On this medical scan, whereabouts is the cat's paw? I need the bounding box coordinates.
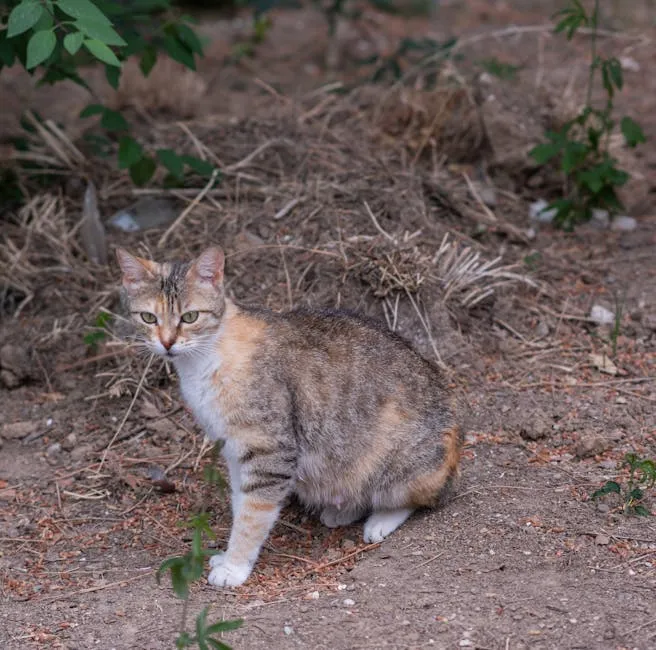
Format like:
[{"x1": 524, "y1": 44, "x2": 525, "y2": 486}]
[
  {"x1": 207, "y1": 559, "x2": 252, "y2": 588},
  {"x1": 363, "y1": 508, "x2": 413, "y2": 543},
  {"x1": 209, "y1": 551, "x2": 225, "y2": 569}
]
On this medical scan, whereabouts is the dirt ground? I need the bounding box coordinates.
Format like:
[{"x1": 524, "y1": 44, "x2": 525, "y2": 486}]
[{"x1": 1, "y1": 2, "x2": 656, "y2": 649}]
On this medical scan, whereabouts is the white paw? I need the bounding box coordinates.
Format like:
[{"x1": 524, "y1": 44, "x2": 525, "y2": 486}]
[
  {"x1": 209, "y1": 551, "x2": 225, "y2": 569},
  {"x1": 207, "y1": 559, "x2": 252, "y2": 588},
  {"x1": 363, "y1": 508, "x2": 413, "y2": 543}
]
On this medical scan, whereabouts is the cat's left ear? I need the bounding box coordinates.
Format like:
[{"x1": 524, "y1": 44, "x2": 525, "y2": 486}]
[{"x1": 191, "y1": 247, "x2": 225, "y2": 287}]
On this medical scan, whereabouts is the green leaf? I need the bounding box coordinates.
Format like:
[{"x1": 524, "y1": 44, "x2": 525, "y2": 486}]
[
  {"x1": 529, "y1": 142, "x2": 561, "y2": 165},
  {"x1": 156, "y1": 556, "x2": 184, "y2": 583},
  {"x1": 26, "y1": 29, "x2": 56, "y2": 69},
  {"x1": 206, "y1": 640, "x2": 231, "y2": 650},
  {"x1": 105, "y1": 64, "x2": 121, "y2": 89},
  {"x1": 162, "y1": 33, "x2": 195, "y2": 70},
  {"x1": 84, "y1": 38, "x2": 121, "y2": 67},
  {"x1": 0, "y1": 33, "x2": 17, "y2": 67},
  {"x1": 100, "y1": 107, "x2": 128, "y2": 131},
  {"x1": 157, "y1": 148, "x2": 184, "y2": 179},
  {"x1": 80, "y1": 103, "x2": 105, "y2": 118},
  {"x1": 175, "y1": 23, "x2": 204, "y2": 55},
  {"x1": 633, "y1": 505, "x2": 651, "y2": 517},
  {"x1": 170, "y1": 563, "x2": 189, "y2": 599},
  {"x1": 75, "y1": 20, "x2": 127, "y2": 46},
  {"x1": 118, "y1": 136, "x2": 143, "y2": 168},
  {"x1": 176, "y1": 632, "x2": 194, "y2": 649},
  {"x1": 181, "y1": 155, "x2": 216, "y2": 177},
  {"x1": 7, "y1": 0, "x2": 45, "y2": 38},
  {"x1": 591, "y1": 481, "x2": 621, "y2": 499},
  {"x1": 628, "y1": 487, "x2": 644, "y2": 501},
  {"x1": 129, "y1": 155, "x2": 156, "y2": 186},
  {"x1": 63, "y1": 31, "x2": 85, "y2": 55},
  {"x1": 205, "y1": 619, "x2": 243, "y2": 635},
  {"x1": 139, "y1": 45, "x2": 157, "y2": 76},
  {"x1": 57, "y1": 0, "x2": 112, "y2": 25},
  {"x1": 620, "y1": 117, "x2": 646, "y2": 148}
]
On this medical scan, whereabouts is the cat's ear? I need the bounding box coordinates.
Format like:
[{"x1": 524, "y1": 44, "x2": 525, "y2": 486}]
[
  {"x1": 115, "y1": 248, "x2": 157, "y2": 288},
  {"x1": 191, "y1": 247, "x2": 225, "y2": 287}
]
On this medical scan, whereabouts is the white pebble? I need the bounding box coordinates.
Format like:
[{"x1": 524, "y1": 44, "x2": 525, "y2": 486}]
[
  {"x1": 529, "y1": 199, "x2": 557, "y2": 223},
  {"x1": 337, "y1": 584, "x2": 347, "y2": 591},
  {"x1": 620, "y1": 56, "x2": 640, "y2": 72},
  {"x1": 589, "y1": 305, "x2": 615, "y2": 325},
  {"x1": 459, "y1": 640, "x2": 474, "y2": 647},
  {"x1": 343, "y1": 598, "x2": 355, "y2": 606},
  {"x1": 611, "y1": 216, "x2": 637, "y2": 232},
  {"x1": 283, "y1": 626, "x2": 294, "y2": 636}
]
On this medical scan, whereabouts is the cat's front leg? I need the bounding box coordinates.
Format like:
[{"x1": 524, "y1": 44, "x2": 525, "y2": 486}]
[{"x1": 208, "y1": 442, "x2": 295, "y2": 588}]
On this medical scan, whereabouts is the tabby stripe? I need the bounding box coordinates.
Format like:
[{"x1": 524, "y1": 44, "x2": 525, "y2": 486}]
[
  {"x1": 241, "y1": 478, "x2": 290, "y2": 494},
  {"x1": 250, "y1": 470, "x2": 294, "y2": 482},
  {"x1": 238, "y1": 447, "x2": 277, "y2": 464}
]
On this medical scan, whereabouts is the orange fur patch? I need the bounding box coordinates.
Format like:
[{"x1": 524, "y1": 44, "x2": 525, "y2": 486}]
[{"x1": 407, "y1": 425, "x2": 462, "y2": 507}]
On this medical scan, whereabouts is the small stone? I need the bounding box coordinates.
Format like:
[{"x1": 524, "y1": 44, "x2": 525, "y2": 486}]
[
  {"x1": 71, "y1": 444, "x2": 94, "y2": 461},
  {"x1": 283, "y1": 626, "x2": 294, "y2": 636},
  {"x1": 0, "y1": 343, "x2": 32, "y2": 388},
  {"x1": 591, "y1": 209, "x2": 610, "y2": 228},
  {"x1": 46, "y1": 442, "x2": 61, "y2": 456},
  {"x1": 337, "y1": 584, "x2": 348, "y2": 591},
  {"x1": 610, "y1": 216, "x2": 637, "y2": 232},
  {"x1": 589, "y1": 305, "x2": 615, "y2": 325},
  {"x1": 595, "y1": 534, "x2": 611, "y2": 546},
  {"x1": 341, "y1": 538, "x2": 356, "y2": 551},
  {"x1": 615, "y1": 396, "x2": 628, "y2": 405},
  {"x1": 596, "y1": 503, "x2": 610, "y2": 514},
  {"x1": 343, "y1": 598, "x2": 355, "y2": 607},
  {"x1": 529, "y1": 199, "x2": 556, "y2": 223},
  {"x1": 535, "y1": 321, "x2": 549, "y2": 338},
  {"x1": 2, "y1": 421, "x2": 35, "y2": 439},
  {"x1": 61, "y1": 433, "x2": 77, "y2": 451},
  {"x1": 479, "y1": 187, "x2": 498, "y2": 207},
  {"x1": 574, "y1": 436, "x2": 610, "y2": 459},
  {"x1": 458, "y1": 640, "x2": 474, "y2": 647},
  {"x1": 619, "y1": 56, "x2": 640, "y2": 72},
  {"x1": 598, "y1": 460, "x2": 616, "y2": 471},
  {"x1": 305, "y1": 591, "x2": 320, "y2": 600},
  {"x1": 520, "y1": 412, "x2": 550, "y2": 441}
]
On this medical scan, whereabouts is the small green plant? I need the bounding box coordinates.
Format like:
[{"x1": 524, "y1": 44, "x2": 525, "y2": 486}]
[
  {"x1": 157, "y1": 443, "x2": 241, "y2": 649},
  {"x1": 83, "y1": 310, "x2": 112, "y2": 351},
  {"x1": 478, "y1": 56, "x2": 521, "y2": 81},
  {"x1": 591, "y1": 452, "x2": 656, "y2": 516},
  {"x1": 1, "y1": 0, "x2": 216, "y2": 187},
  {"x1": 529, "y1": 0, "x2": 646, "y2": 230}
]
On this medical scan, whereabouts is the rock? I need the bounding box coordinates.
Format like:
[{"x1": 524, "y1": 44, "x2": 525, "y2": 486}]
[
  {"x1": 589, "y1": 353, "x2": 618, "y2": 376},
  {"x1": 589, "y1": 305, "x2": 615, "y2": 326},
  {"x1": 459, "y1": 641, "x2": 474, "y2": 648},
  {"x1": 598, "y1": 460, "x2": 617, "y2": 470},
  {"x1": 596, "y1": 503, "x2": 610, "y2": 514},
  {"x1": 479, "y1": 187, "x2": 498, "y2": 207},
  {"x1": 591, "y1": 209, "x2": 610, "y2": 228},
  {"x1": 46, "y1": 442, "x2": 62, "y2": 457},
  {"x1": 643, "y1": 313, "x2": 656, "y2": 332},
  {"x1": 2, "y1": 421, "x2": 35, "y2": 439},
  {"x1": 520, "y1": 413, "x2": 550, "y2": 441},
  {"x1": 61, "y1": 433, "x2": 77, "y2": 451},
  {"x1": 535, "y1": 321, "x2": 549, "y2": 338},
  {"x1": 610, "y1": 216, "x2": 637, "y2": 232},
  {"x1": 595, "y1": 534, "x2": 611, "y2": 546},
  {"x1": 529, "y1": 199, "x2": 556, "y2": 223},
  {"x1": 71, "y1": 444, "x2": 94, "y2": 461},
  {"x1": 283, "y1": 626, "x2": 294, "y2": 636},
  {"x1": 574, "y1": 436, "x2": 610, "y2": 459},
  {"x1": 305, "y1": 591, "x2": 320, "y2": 600},
  {"x1": 0, "y1": 343, "x2": 32, "y2": 388},
  {"x1": 619, "y1": 56, "x2": 640, "y2": 72},
  {"x1": 343, "y1": 598, "x2": 355, "y2": 607}
]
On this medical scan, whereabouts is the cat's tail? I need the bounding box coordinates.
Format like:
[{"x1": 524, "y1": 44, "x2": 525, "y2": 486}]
[{"x1": 407, "y1": 424, "x2": 463, "y2": 507}]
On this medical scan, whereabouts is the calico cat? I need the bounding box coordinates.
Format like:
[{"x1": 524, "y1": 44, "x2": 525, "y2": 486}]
[{"x1": 116, "y1": 246, "x2": 461, "y2": 587}]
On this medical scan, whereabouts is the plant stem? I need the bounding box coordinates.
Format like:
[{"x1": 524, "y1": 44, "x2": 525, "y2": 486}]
[
  {"x1": 585, "y1": 0, "x2": 600, "y2": 108},
  {"x1": 180, "y1": 597, "x2": 190, "y2": 638}
]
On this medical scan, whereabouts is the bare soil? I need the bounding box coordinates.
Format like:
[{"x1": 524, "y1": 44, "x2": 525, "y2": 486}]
[{"x1": 1, "y1": 2, "x2": 656, "y2": 649}]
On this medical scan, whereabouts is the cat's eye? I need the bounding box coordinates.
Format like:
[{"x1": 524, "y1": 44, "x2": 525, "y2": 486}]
[
  {"x1": 181, "y1": 311, "x2": 199, "y2": 324},
  {"x1": 140, "y1": 312, "x2": 157, "y2": 324}
]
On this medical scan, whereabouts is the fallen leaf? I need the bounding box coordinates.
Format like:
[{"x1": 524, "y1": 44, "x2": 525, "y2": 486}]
[{"x1": 589, "y1": 353, "x2": 618, "y2": 376}]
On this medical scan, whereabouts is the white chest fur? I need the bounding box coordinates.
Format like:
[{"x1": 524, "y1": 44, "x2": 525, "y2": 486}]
[{"x1": 174, "y1": 354, "x2": 227, "y2": 441}]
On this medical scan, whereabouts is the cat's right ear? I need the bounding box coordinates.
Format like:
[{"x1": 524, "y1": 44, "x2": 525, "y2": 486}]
[{"x1": 115, "y1": 248, "x2": 156, "y2": 288}]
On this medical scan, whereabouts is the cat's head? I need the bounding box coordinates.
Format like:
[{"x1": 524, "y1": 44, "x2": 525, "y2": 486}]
[{"x1": 116, "y1": 247, "x2": 226, "y2": 360}]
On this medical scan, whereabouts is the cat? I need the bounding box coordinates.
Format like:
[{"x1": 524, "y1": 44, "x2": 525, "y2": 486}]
[{"x1": 116, "y1": 246, "x2": 462, "y2": 587}]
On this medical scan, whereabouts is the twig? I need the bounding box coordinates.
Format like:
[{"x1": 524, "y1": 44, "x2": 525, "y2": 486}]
[
  {"x1": 97, "y1": 354, "x2": 154, "y2": 472},
  {"x1": 302, "y1": 542, "x2": 381, "y2": 576},
  {"x1": 364, "y1": 201, "x2": 396, "y2": 243},
  {"x1": 279, "y1": 242, "x2": 293, "y2": 310},
  {"x1": 415, "y1": 551, "x2": 446, "y2": 570},
  {"x1": 157, "y1": 169, "x2": 219, "y2": 247},
  {"x1": 274, "y1": 197, "x2": 302, "y2": 221},
  {"x1": 624, "y1": 616, "x2": 656, "y2": 637},
  {"x1": 42, "y1": 570, "x2": 153, "y2": 602}
]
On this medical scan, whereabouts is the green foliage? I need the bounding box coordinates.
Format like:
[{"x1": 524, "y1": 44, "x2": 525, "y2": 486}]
[
  {"x1": 529, "y1": 0, "x2": 646, "y2": 230},
  {"x1": 1, "y1": 0, "x2": 217, "y2": 188},
  {"x1": 591, "y1": 452, "x2": 656, "y2": 516},
  {"x1": 478, "y1": 57, "x2": 521, "y2": 81},
  {"x1": 157, "y1": 456, "x2": 240, "y2": 649},
  {"x1": 83, "y1": 310, "x2": 112, "y2": 350}
]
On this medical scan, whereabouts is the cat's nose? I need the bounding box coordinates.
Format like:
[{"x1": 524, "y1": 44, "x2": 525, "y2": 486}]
[{"x1": 161, "y1": 338, "x2": 175, "y2": 350}]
